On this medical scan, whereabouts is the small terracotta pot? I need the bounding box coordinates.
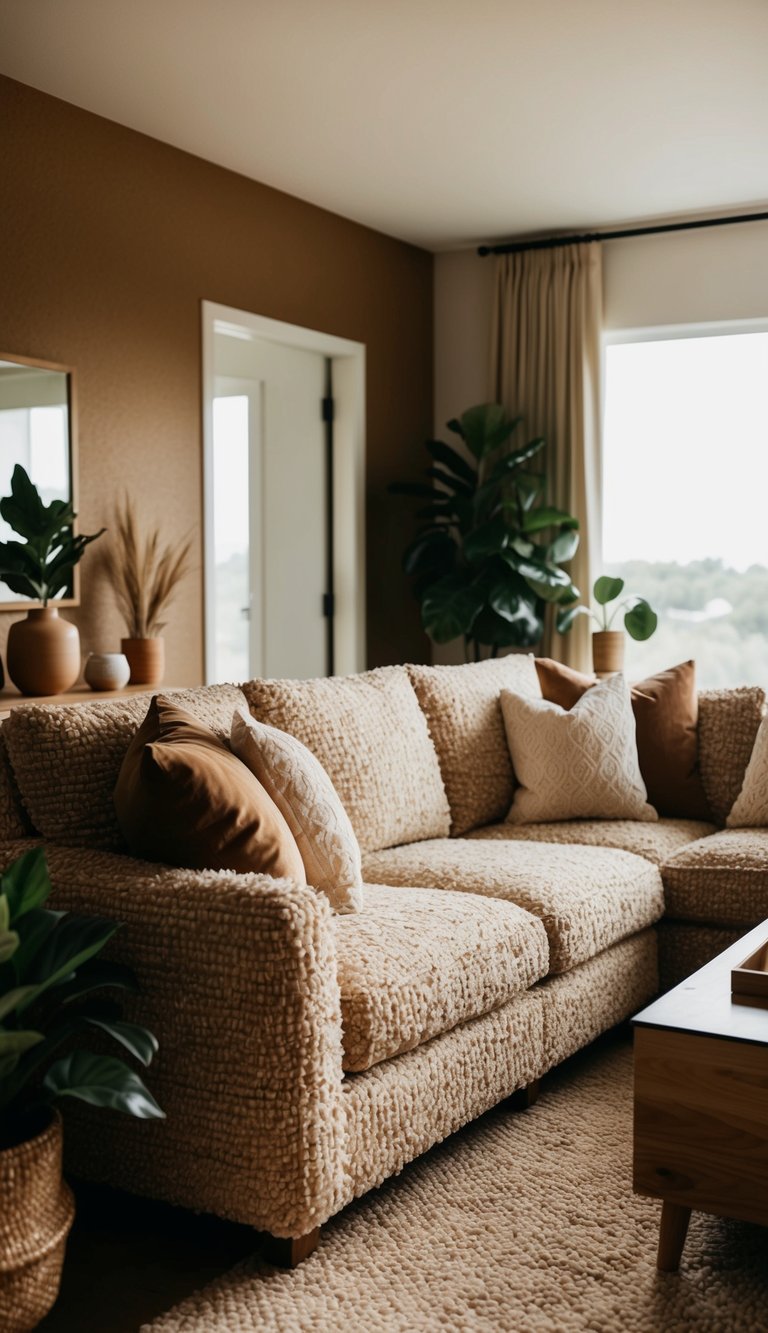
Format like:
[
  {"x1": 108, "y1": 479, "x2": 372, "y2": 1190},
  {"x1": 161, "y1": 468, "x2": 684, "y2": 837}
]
[
  {"x1": 592, "y1": 630, "x2": 625, "y2": 678},
  {"x1": 7, "y1": 608, "x2": 81, "y2": 696},
  {"x1": 121, "y1": 637, "x2": 165, "y2": 686},
  {"x1": 0, "y1": 1108, "x2": 75, "y2": 1333}
]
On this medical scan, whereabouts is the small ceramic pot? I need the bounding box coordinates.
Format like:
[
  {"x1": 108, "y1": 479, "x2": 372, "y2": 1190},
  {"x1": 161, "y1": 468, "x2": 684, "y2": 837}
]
[
  {"x1": 0, "y1": 1109, "x2": 75, "y2": 1333},
  {"x1": 7, "y1": 608, "x2": 81, "y2": 696},
  {"x1": 121, "y1": 637, "x2": 165, "y2": 686},
  {"x1": 84, "y1": 652, "x2": 131, "y2": 692},
  {"x1": 592, "y1": 630, "x2": 625, "y2": 678}
]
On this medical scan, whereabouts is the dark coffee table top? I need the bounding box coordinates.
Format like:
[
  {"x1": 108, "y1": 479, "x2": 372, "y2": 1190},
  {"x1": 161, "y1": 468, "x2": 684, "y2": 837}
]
[{"x1": 634, "y1": 919, "x2": 768, "y2": 1046}]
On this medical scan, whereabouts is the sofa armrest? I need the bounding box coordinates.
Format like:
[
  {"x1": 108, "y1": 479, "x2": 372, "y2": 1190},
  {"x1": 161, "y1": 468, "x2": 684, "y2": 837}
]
[{"x1": 0, "y1": 842, "x2": 346, "y2": 1236}]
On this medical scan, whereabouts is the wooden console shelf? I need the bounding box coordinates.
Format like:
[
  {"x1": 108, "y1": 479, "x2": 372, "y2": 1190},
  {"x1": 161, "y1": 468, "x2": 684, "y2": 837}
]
[{"x1": 0, "y1": 684, "x2": 167, "y2": 720}]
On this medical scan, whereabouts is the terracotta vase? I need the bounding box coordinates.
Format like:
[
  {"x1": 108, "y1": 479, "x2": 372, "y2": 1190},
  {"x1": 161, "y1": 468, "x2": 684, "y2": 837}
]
[
  {"x1": 0, "y1": 1109, "x2": 75, "y2": 1333},
  {"x1": 7, "y1": 608, "x2": 81, "y2": 697},
  {"x1": 592, "y1": 630, "x2": 625, "y2": 678},
  {"x1": 121, "y1": 637, "x2": 165, "y2": 686}
]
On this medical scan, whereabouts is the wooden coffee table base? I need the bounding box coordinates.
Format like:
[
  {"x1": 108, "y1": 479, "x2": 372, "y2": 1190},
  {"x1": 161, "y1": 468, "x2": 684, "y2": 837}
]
[{"x1": 633, "y1": 922, "x2": 768, "y2": 1272}]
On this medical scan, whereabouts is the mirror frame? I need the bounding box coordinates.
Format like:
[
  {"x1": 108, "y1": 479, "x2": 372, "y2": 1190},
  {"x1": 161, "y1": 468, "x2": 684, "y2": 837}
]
[{"x1": 0, "y1": 351, "x2": 79, "y2": 611}]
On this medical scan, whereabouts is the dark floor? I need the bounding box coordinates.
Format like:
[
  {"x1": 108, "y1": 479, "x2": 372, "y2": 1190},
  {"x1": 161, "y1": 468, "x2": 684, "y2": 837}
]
[{"x1": 38, "y1": 1182, "x2": 256, "y2": 1332}]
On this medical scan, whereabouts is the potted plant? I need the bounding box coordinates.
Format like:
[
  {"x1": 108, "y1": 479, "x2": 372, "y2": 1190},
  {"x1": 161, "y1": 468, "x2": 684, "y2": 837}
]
[
  {"x1": 103, "y1": 498, "x2": 192, "y2": 686},
  {"x1": 0, "y1": 847, "x2": 163, "y2": 1331},
  {"x1": 557, "y1": 575, "x2": 658, "y2": 675},
  {"x1": 0, "y1": 465, "x2": 104, "y2": 696},
  {"x1": 391, "y1": 403, "x2": 580, "y2": 660}
]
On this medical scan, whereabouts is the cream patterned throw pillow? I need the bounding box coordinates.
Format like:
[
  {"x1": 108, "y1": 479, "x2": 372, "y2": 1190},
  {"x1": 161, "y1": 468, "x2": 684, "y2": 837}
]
[
  {"x1": 726, "y1": 714, "x2": 768, "y2": 827},
  {"x1": 501, "y1": 673, "x2": 657, "y2": 824},
  {"x1": 231, "y1": 707, "x2": 363, "y2": 913}
]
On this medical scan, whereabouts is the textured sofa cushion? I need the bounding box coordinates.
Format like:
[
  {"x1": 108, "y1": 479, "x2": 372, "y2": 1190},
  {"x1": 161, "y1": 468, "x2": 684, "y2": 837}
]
[
  {"x1": 535, "y1": 657, "x2": 711, "y2": 821},
  {"x1": 501, "y1": 674, "x2": 656, "y2": 825},
  {"x1": 243, "y1": 667, "x2": 450, "y2": 852},
  {"x1": 726, "y1": 714, "x2": 768, "y2": 828},
  {"x1": 114, "y1": 696, "x2": 305, "y2": 880},
  {"x1": 335, "y1": 884, "x2": 548, "y2": 1071},
  {"x1": 697, "y1": 687, "x2": 765, "y2": 824},
  {"x1": 4, "y1": 684, "x2": 248, "y2": 850},
  {"x1": 361, "y1": 838, "x2": 663, "y2": 974},
  {"x1": 231, "y1": 706, "x2": 363, "y2": 913},
  {"x1": 661, "y1": 828, "x2": 768, "y2": 928},
  {"x1": 406, "y1": 655, "x2": 541, "y2": 836},
  {"x1": 468, "y1": 817, "x2": 716, "y2": 866}
]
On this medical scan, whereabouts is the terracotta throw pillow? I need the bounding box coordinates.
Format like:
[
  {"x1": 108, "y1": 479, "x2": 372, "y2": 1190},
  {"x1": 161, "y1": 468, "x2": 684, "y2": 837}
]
[
  {"x1": 501, "y1": 673, "x2": 657, "y2": 824},
  {"x1": 230, "y1": 706, "x2": 363, "y2": 913},
  {"x1": 726, "y1": 715, "x2": 768, "y2": 827},
  {"x1": 534, "y1": 658, "x2": 712, "y2": 821},
  {"x1": 114, "y1": 696, "x2": 305, "y2": 880}
]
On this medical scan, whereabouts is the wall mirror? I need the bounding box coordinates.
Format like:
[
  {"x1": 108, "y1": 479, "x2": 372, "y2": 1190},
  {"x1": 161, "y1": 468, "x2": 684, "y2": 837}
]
[{"x1": 0, "y1": 353, "x2": 78, "y2": 608}]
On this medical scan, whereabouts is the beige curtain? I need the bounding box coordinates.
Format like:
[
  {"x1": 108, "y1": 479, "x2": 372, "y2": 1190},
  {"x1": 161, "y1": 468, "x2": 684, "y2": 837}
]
[{"x1": 491, "y1": 243, "x2": 603, "y2": 671}]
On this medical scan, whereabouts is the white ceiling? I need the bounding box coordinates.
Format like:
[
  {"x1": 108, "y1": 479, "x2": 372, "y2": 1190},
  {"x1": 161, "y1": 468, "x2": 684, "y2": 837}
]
[{"x1": 1, "y1": 0, "x2": 767, "y2": 251}]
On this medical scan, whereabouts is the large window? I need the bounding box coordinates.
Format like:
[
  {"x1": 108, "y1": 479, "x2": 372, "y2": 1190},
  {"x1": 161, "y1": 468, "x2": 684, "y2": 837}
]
[{"x1": 602, "y1": 327, "x2": 768, "y2": 690}]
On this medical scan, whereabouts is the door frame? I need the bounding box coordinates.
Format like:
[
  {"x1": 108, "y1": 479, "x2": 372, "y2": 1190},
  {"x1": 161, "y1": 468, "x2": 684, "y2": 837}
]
[{"x1": 201, "y1": 300, "x2": 366, "y2": 683}]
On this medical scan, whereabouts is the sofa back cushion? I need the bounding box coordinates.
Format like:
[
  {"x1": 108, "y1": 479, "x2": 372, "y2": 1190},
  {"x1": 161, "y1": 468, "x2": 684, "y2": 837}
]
[
  {"x1": 698, "y1": 686, "x2": 766, "y2": 824},
  {"x1": 4, "y1": 684, "x2": 247, "y2": 850},
  {"x1": 243, "y1": 666, "x2": 450, "y2": 852},
  {"x1": 406, "y1": 655, "x2": 541, "y2": 835}
]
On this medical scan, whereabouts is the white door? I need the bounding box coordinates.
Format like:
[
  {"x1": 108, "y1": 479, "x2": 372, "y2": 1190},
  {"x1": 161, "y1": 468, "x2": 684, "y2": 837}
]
[{"x1": 211, "y1": 335, "x2": 329, "y2": 682}]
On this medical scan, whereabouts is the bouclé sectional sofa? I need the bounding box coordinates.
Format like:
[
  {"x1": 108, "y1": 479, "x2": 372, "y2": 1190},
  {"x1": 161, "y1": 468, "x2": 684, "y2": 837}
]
[{"x1": 0, "y1": 659, "x2": 764, "y2": 1262}]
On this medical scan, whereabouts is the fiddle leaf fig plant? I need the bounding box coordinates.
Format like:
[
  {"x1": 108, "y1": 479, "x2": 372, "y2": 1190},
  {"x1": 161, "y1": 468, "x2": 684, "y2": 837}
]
[
  {"x1": 0, "y1": 464, "x2": 105, "y2": 604},
  {"x1": 0, "y1": 846, "x2": 164, "y2": 1140},
  {"x1": 391, "y1": 404, "x2": 580, "y2": 657},
  {"x1": 556, "y1": 575, "x2": 658, "y2": 640}
]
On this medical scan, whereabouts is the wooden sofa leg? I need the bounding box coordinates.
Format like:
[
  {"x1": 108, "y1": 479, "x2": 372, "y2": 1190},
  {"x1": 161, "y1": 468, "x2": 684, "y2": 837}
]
[
  {"x1": 506, "y1": 1078, "x2": 541, "y2": 1111},
  {"x1": 262, "y1": 1227, "x2": 321, "y2": 1268}
]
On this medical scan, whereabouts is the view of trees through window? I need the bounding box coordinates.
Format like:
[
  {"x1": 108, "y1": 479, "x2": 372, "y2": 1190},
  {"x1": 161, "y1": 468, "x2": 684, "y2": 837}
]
[{"x1": 602, "y1": 329, "x2": 768, "y2": 691}]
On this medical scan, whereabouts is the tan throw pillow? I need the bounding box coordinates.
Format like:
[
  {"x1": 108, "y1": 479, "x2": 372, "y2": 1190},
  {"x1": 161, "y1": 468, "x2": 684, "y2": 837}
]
[
  {"x1": 535, "y1": 657, "x2": 712, "y2": 821},
  {"x1": 406, "y1": 655, "x2": 542, "y2": 835},
  {"x1": 726, "y1": 716, "x2": 768, "y2": 827},
  {"x1": 243, "y1": 666, "x2": 449, "y2": 853},
  {"x1": 698, "y1": 687, "x2": 766, "y2": 825},
  {"x1": 114, "y1": 696, "x2": 305, "y2": 880},
  {"x1": 501, "y1": 673, "x2": 657, "y2": 824},
  {"x1": 230, "y1": 706, "x2": 363, "y2": 913}
]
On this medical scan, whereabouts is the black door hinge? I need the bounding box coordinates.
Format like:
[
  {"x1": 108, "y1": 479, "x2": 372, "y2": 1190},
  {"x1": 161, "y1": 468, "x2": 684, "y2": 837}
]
[
  {"x1": 322, "y1": 592, "x2": 335, "y2": 619},
  {"x1": 322, "y1": 396, "x2": 335, "y2": 423}
]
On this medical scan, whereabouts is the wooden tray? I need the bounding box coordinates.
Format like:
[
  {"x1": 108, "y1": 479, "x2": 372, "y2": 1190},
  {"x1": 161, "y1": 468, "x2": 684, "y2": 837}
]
[{"x1": 732, "y1": 939, "x2": 768, "y2": 1006}]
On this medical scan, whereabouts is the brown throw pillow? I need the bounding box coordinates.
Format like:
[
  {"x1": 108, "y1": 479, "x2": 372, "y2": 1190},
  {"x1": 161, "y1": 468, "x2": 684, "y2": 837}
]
[
  {"x1": 534, "y1": 658, "x2": 712, "y2": 821},
  {"x1": 114, "y1": 696, "x2": 306, "y2": 879}
]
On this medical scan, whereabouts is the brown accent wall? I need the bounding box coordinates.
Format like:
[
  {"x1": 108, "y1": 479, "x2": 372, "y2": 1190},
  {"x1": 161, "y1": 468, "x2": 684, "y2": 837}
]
[{"x1": 0, "y1": 75, "x2": 433, "y2": 686}]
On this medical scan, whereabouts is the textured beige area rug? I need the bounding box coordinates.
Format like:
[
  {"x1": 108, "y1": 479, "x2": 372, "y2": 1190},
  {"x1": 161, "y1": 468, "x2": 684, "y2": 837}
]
[{"x1": 145, "y1": 1036, "x2": 768, "y2": 1332}]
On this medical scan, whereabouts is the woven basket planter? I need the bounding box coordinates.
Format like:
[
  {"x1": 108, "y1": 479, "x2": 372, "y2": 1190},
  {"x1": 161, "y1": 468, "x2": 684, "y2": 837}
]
[{"x1": 0, "y1": 1110, "x2": 75, "y2": 1333}]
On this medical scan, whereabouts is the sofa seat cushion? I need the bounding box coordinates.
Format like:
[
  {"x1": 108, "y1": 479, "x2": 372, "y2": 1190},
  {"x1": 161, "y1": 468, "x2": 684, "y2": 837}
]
[
  {"x1": 244, "y1": 667, "x2": 450, "y2": 853},
  {"x1": 662, "y1": 829, "x2": 768, "y2": 928},
  {"x1": 335, "y1": 884, "x2": 549, "y2": 1072},
  {"x1": 467, "y1": 817, "x2": 716, "y2": 866},
  {"x1": 361, "y1": 840, "x2": 663, "y2": 975}
]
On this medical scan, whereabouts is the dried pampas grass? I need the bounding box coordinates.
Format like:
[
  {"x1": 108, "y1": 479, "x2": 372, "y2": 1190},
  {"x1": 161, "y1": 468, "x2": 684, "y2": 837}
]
[{"x1": 105, "y1": 498, "x2": 193, "y2": 639}]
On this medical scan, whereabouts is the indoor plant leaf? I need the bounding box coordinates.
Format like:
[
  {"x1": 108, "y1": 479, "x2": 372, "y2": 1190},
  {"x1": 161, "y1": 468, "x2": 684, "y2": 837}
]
[
  {"x1": 593, "y1": 575, "x2": 624, "y2": 605},
  {"x1": 2, "y1": 846, "x2": 52, "y2": 922},
  {"x1": 43, "y1": 1051, "x2": 165, "y2": 1119},
  {"x1": 425, "y1": 466, "x2": 474, "y2": 498},
  {"x1": 463, "y1": 515, "x2": 509, "y2": 563},
  {"x1": 0, "y1": 930, "x2": 20, "y2": 964},
  {"x1": 56, "y1": 959, "x2": 140, "y2": 1006},
  {"x1": 549, "y1": 528, "x2": 580, "y2": 564},
  {"x1": 420, "y1": 573, "x2": 483, "y2": 643},
  {"x1": 424, "y1": 439, "x2": 477, "y2": 486},
  {"x1": 556, "y1": 604, "x2": 593, "y2": 634},
  {"x1": 521, "y1": 507, "x2": 579, "y2": 534},
  {"x1": 402, "y1": 529, "x2": 457, "y2": 579},
  {"x1": 624, "y1": 598, "x2": 658, "y2": 641}
]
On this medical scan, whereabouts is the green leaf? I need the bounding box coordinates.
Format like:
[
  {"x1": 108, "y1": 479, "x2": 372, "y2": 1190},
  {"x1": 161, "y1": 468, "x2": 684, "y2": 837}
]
[
  {"x1": 421, "y1": 573, "x2": 483, "y2": 644},
  {"x1": 388, "y1": 482, "x2": 436, "y2": 499},
  {"x1": 459, "y1": 404, "x2": 509, "y2": 459},
  {"x1": 43, "y1": 1051, "x2": 165, "y2": 1119},
  {"x1": 624, "y1": 598, "x2": 658, "y2": 641},
  {"x1": 425, "y1": 467, "x2": 474, "y2": 498},
  {"x1": 84, "y1": 1017, "x2": 158, "y2": 1068},
  {"x1": 424, "y1": 440, "x2": 477, "y2": 486},
  {"x1": 11, "y1": 907, "x2": 63, "y2": 977},
  {"x1": 17, "y1": 916, "x2": 119, "y2": 1013},
  {"x1": 0, "y1": 1029, "x2": 44, "y2": 1058},
  {"x1": 2, "y1": 847, "x2": 51, "y2": 923},
  {"x1": 463, "y1": 515, "x2": 509, "y2": 563},
  {"x1": 549, "y1": 529, "x2": 580, "y2": 564},
  {"x1": 515, "y1": 472, "x2": 545, "y2": 512},
  {"x1": 487, "y1": 579, "x2": 542, "y2": 636},
  {"x1": 593, "y1": 575, "x2": 624, "y2": 605},
  {"x1": 0, "y1": 930, "x2": 19, "y2": 964},
  {"x1": 487, "y1": 437, "x2": 546, "y2": 481},
  {"x1": 471, "y1": 603, "x2": 543, "y2": 648},
  {"x1": 402, "y1": 529, "x2": 456, "y2": 579},
  {"x1": 0, "y1": 985, "x2": 41, "y2": 1021},
  {"x1": 556, "y1": 604, "x2": 592, "y2": 634},
  {"x1": 0, "y1": 895, "x2": 8, "y2": 932},
  {"x1": 522, "y1": 507, "x2": 579, "y2": 534},
  {"x1": 501, "y1": 549, "x2": 572, "y2": 590},
  {"x1": 56, "y1": 959, "x2": 140, "y2": 1007}
]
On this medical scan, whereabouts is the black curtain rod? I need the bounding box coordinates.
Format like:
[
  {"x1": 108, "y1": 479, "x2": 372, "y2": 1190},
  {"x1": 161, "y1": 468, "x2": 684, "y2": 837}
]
[{"x1": 477, "y1": 208, "x2": 768, "y2": 256}]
